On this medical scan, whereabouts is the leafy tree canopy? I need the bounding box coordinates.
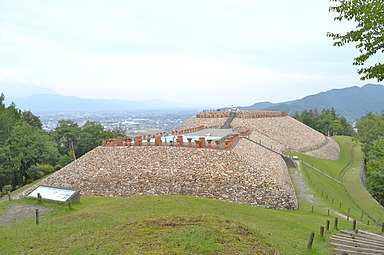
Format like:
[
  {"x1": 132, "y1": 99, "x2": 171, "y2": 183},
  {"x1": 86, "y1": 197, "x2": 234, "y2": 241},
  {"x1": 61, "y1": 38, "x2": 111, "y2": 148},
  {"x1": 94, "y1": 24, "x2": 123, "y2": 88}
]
[
  {"x1": 294, "y1": 107, "x2": 355, "y2": 136},
  {"x1": 328, "y1": 0, "x2": 384, "y2": 81}
]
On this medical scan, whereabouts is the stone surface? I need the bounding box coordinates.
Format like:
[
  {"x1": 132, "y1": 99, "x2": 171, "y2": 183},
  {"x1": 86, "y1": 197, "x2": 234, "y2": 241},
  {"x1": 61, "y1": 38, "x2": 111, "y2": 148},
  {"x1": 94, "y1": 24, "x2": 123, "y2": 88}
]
[
  {"x1": 16, "y1": 113, "x2": 338, "y2": 210},
  {"x1": 305, "y1": 137, "x2": 340, "y2": 160}
]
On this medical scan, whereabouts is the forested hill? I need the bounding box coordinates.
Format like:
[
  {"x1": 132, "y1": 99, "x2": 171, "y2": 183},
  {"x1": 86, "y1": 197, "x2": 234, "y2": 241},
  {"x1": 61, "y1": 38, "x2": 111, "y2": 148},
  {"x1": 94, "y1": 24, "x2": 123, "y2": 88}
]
[{"x1": 240, "y1": 84, "x2": 384, "y2": 122}]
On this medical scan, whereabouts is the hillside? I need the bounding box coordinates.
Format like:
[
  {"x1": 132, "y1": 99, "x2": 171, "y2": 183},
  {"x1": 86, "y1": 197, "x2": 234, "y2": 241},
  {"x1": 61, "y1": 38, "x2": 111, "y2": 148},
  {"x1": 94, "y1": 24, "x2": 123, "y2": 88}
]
[{"x1": 238, "y1": 84, "x2": 384, "y2": 121}]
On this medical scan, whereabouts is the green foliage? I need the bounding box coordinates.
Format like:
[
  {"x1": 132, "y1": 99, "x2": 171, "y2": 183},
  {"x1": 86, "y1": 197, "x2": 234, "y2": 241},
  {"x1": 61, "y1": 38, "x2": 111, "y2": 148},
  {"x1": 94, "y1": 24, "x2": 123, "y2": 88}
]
[
  {"x1": 76, "y1": 121, "x2": 114, "y2": 157},
  {"x1": 356, "y1": 113, "x2": 384, "y2": 205},
  {"x1": 1, "y1": 184, "x2": 12, "y2": 194},
  {"x1": 53, "y1": 120, "x2": 114, "y2": 160},
  {"x1": 294, "y1": 108, "x2": 355, "y2": 136},
  {"x1": 356, "y1": 113, "x2": 384, "y2": 154},
  {"x1": 0, "y1": 94, "x2": 59, "y2": 191},
  {"x1": 26, "y1": 164, "x2": 54, "y2": 180},
  {"x1": 328, "y1": 0, "x2": 384, "y2": 81},
  {"x1": 21, "y1": 110, "x2": 42, "y2": 129},
  {"x1": 53, "y1": 119, "x2": 80, "y2": 160}
]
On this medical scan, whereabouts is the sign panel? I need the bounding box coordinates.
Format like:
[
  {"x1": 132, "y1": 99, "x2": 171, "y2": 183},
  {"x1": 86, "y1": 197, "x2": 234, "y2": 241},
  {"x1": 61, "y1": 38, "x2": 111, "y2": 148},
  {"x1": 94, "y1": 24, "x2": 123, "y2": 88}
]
[{"x1": 28, "y1": 186, "x2": 78, "y2": 202}]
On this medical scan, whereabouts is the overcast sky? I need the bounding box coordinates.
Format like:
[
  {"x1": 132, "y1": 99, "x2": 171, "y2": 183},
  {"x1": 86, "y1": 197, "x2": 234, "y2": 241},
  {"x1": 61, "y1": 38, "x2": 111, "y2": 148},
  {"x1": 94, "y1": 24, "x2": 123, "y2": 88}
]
[{"x1": 0, "y1": 0, "x2": 378, "y2": 107}]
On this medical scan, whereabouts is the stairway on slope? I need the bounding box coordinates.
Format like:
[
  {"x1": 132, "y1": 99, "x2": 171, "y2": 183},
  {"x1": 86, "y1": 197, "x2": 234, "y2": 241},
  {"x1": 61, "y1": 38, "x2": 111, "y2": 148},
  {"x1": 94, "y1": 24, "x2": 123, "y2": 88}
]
[
  {"x1": 330, "y1": 230, "x2": 384, "y2": 255},
  {"x1": 221, "y1": 111, "x2": 236, "y2": 129}
]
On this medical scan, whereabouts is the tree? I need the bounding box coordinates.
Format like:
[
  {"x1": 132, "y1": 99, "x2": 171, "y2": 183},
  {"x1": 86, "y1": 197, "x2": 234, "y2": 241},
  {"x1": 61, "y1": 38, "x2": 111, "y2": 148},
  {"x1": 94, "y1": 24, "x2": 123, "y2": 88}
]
[
  {"x1": 356, "y1": 113, "x2": 384, "y2": 154},
  {"x1": 53, "y1": 120, "x2": 80, "y2": 160},
  {"x1": 76, "y1": 121, "x2": 114, "y2": 157},
  {"x1": 294, "y1": 108, "x2": 355, "y2": 136},
  {"x1": 328, "y1": 0, "x2": 384, "y2": 81},
  {"x1": 4, "y1": 122, "x2": 59, "y2": 188}
]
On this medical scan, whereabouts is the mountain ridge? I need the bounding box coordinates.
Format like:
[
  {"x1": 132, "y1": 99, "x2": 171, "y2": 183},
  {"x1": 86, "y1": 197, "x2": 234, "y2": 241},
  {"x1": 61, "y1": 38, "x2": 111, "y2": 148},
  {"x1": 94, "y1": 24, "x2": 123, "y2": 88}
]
[{"x1": 236, "y1": 84, "x2": 384, "y2": 121}]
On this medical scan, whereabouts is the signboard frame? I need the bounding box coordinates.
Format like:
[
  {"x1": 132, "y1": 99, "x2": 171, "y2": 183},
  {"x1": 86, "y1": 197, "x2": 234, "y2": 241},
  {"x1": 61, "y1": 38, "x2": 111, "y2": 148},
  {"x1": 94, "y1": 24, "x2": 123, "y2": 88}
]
[{"x1": 27, "y1": 185, "x2": 80, "y2": 203}]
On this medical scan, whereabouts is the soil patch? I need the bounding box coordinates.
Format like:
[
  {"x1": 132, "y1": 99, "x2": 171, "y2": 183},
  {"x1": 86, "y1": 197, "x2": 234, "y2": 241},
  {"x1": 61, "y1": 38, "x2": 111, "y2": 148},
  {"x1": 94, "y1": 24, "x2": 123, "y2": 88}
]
[{"x1": 0, "y1": 203, "x2": 51, "y2": 224}]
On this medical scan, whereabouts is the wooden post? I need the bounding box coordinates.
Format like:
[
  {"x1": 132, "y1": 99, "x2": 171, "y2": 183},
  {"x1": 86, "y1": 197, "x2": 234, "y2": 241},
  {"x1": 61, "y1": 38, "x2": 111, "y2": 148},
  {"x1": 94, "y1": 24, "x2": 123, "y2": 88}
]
[
  {"x1": 311, "y1": 206, "x2": 314, "y2": 213},
  {"x1": 307, "y1": 232, "x2": 315, "y2": 249},
  {"x1": 334, "y1": 217, "x2": 338, "y2": 229},
  {"x1": 7, "y1": 191, "x2": 11, "y2": 201},
  {"x1": 320, "y1": 226, "x2": 324, "y2": 237},
  {"x1": 347, "y1": 208, "x2": 350, "y2": 221},
  {"x1": 367, "y1": 220, "x2": 370, "y2": 226},
  {"x1": 326, "y1": 220, "x2": 330, "y2": 231},
  {"x1": 339, "y1": 202, "x2": 342, "y2": 209},
  {"x1": 37, "y1": 193, "x2": 42, "y2": 204},
  {"x1": 327, "y1": 209, "x2": 330, "y2": 216},
  {"x1": 35, "y1": 209, "x2": 40, "y2": 225},
  {"x1": 68, "y1": 201, "x2": 72, "y2": 209},
  {"x1": 360, "y1": 211, "x2": 364, "y2": 220},
  {"x1": 352, "y1": 219, "x2": 356, "y2": 230}
]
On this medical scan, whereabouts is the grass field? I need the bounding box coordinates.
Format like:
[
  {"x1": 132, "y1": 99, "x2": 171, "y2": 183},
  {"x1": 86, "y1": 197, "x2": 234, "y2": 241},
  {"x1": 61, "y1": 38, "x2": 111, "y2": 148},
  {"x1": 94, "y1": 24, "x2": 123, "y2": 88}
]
[{"x1": 1, "y1": 136, "x2": 383, "y2": 254}]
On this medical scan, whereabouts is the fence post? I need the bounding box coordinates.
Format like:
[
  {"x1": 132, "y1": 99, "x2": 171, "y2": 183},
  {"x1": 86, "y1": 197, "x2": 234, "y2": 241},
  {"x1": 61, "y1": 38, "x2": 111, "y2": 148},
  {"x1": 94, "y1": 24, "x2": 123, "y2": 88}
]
[
  {"x1": 352, "y1": 220, "x2": 356, "y2": 230},
  {"x1": 328, "y1": 209, "x2": 330, "y2": 216},
  {"x1": 347, "y1": 208, "x2": 350, "y2": 221},
  {"x1": 307, "y1": 232, "x2": 315, "y2": 249},
  {"x1": 334, "y1": 217, "x2": 338, "y2": 229},
  {"x1": 311, "y1": 206, "x2": 314, "y2": 213},
  {"x1": 7, "y1": 191, "x2": 11, "y2": 201},
  {"x1": 37, "y1": 193, "x2": 42, "y2": 204},
  {"x1": 320, "y1": 226, "x2": 324, "y2": 237},
  {"x1": 326, "y1": 220, "x2": 330, "y2": 231},
  {"x1": 35, "y1": 209, "x2": 40, "y2": 225}
]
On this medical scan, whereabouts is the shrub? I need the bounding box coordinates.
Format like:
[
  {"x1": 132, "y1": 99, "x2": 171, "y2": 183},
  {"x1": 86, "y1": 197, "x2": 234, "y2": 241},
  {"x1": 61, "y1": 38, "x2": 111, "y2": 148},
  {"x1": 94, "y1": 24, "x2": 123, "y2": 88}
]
[{"x1": 2, "y1": 184, "x2": 12, "y2": 195}]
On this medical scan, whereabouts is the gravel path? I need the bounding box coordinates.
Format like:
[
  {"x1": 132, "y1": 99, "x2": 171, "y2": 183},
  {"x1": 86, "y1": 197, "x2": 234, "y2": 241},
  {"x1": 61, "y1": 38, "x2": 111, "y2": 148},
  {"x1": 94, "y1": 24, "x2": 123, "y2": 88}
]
[
  {"x1": 290, "y1": 172, "x2": 314, "y2": 204},
  {"x1": 0, "y1": 204, "x2": 51, "y2": 224}
]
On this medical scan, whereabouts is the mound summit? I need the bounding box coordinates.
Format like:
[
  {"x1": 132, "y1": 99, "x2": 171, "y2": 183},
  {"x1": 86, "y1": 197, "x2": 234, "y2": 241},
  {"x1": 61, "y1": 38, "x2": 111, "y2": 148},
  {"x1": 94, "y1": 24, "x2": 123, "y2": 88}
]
[{"x1": 19, "y1": 110, "x2": 340, "y2": 209}]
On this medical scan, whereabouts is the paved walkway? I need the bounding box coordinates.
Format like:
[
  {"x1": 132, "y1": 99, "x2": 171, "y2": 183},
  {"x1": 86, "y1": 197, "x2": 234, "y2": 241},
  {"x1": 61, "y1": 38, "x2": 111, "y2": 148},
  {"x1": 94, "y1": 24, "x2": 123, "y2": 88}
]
[{"x1": 188, "y1": 128, "x2": 234, "y2": 137}]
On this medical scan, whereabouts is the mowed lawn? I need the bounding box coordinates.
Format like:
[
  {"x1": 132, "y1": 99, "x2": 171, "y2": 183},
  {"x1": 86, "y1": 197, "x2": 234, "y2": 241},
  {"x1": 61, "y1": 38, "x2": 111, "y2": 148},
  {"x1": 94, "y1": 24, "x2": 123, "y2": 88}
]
[{"x1": 1, "y1": 136, "x2": 383, "y2": 255}]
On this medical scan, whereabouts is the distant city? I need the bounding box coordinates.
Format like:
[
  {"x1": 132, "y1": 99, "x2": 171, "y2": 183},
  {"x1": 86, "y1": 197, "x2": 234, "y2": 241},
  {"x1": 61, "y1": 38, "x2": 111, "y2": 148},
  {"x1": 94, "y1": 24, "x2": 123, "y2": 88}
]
[{"x1": 38, "y1": 109, "x2": 199, "y2": 135}]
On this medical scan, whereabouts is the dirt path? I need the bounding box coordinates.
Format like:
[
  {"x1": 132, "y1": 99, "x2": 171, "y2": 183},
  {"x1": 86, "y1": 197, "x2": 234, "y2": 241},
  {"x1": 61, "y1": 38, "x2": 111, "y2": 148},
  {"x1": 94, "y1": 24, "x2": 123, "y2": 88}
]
[
  {"x1": 290, "y1": 165, "x2": 315, "y2": 204},
  {"x1": 0, "y1": 204, "x2": 51, "y2": 224}
]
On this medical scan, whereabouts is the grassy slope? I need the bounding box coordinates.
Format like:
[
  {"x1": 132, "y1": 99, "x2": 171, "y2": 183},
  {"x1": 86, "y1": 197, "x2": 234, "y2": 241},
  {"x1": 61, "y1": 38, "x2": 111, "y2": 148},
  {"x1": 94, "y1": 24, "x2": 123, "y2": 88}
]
[
  {"x1": 1, "y1": 136, "x2": 383, "y2": 255},
  {"x1": 290, "y1": 136, "x2": 383, "y2": 223}
]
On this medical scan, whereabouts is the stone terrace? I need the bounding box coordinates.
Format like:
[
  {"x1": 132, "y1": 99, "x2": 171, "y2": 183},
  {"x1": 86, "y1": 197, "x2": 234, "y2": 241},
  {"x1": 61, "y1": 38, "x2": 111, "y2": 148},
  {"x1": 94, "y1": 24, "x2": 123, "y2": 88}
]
[
  {"x1": 19, "y1": 146, "x2": 297, "y2": 209},
  {"x1": 18, "y1": 110, "x2": 336, "y2": 209}
]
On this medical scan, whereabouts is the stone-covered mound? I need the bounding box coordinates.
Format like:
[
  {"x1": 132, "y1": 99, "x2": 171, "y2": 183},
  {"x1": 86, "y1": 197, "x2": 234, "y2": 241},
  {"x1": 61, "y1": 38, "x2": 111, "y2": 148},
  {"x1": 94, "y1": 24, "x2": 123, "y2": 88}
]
[
  {"x1": 232, "y1": 116, "x2": 327, "y2": 152},
  {"x1": 19, "y1": 145, "x2": 297, "y2": 209},
  {"x1": 179, "y1": 115, "x2": 330, "y2": 153}
]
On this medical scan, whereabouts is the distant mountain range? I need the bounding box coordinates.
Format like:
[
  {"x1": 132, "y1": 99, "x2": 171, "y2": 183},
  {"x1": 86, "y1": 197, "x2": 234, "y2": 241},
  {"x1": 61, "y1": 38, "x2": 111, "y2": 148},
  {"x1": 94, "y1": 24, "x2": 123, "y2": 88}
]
[
  {"x1": 0, "y1": 82, "x2": 202, "y2": 112},
  {"x1": 235, "y1": 84, "x2": 384, "y2": 121},
  {"x1": 1, "y1": 82, "x2": 383, "y2": 120}
]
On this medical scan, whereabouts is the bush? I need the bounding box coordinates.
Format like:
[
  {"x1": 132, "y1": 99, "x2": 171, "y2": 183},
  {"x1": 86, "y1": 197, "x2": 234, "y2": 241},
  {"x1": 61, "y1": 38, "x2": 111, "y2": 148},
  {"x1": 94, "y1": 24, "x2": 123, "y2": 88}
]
[
  {"x1": 26, "y1": 164, "x2": 54, "y2": 180},
  {"x1": 2, "y1": 184, "x2": 12, "y2": 195}
]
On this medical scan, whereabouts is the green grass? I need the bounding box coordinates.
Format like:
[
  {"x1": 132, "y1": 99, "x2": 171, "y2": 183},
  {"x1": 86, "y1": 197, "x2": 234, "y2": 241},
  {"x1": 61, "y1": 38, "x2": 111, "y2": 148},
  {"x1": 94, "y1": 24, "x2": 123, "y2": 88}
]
[
  {"x1": 0, "y1": 195, "x2": 355, "y2": 255},
  {"x1": 1, "y1": 136, "x2": 383, "y2": 254},
  {"x1": 289, "y1": 136, "x2": 384, "y2": 223}
]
